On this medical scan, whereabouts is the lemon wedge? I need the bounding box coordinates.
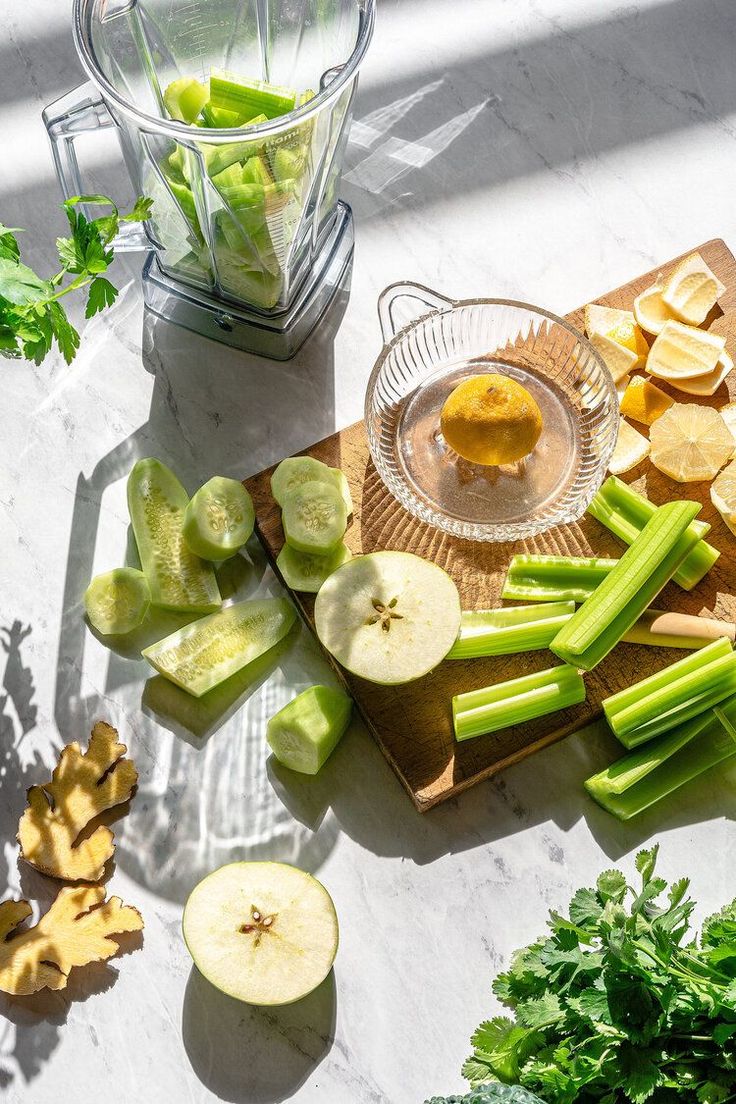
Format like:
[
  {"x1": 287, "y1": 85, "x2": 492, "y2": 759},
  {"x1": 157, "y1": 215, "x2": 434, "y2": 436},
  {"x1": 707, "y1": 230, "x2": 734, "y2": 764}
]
[
  {"x1": 589, "y1": 332, "x2": 639, "y2": 384},
  {"x1": 608, "y1": 418, "x2": 650, "y2": 475},
  {"x1": 662, "y1": 251, "x2": 725, "y2": 326},
  {"x1": 711, "y1": 460, "x2": 736, "y2": 536},
  {"x1": 619, "y1": 374, "x2": 674, "y2": 425},
  {"x1": 616, "y1": 374, "x2": 631, "y2": 403},
  {"x1": 646, "y1": 320, "x2": 725, "y2": 382},
  {"x1": 585, "y1": 304, "x2": 648, "y2": 364},
  {"x1": 649, "y1": 403, "x2": 733, "y2": 482},
  {"x1": 670, "y1": 350, "x2": 734, "y2": 397},
  {"x1": 719, "y1": 401, "x2": 736, "y2": 454},
  {"x1": 633, "y1": 283, "x2": 678, "y2": 336}
]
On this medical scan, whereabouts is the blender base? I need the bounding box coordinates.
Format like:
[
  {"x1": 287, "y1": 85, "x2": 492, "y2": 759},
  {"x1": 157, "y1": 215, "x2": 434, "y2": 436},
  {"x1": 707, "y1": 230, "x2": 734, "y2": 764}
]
[{"x1": 142, "y1": 201, "x2": 354, "y2": 361}]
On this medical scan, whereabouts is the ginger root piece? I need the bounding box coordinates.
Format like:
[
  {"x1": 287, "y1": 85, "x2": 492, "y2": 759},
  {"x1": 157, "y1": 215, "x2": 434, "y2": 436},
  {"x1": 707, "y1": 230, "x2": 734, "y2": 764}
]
[
  {"x1": 0, "y1": 884, "x2": 143, "y2": 996},
  {"x1": 17, "y1": 721, "x2": 138, "y2": 881}
]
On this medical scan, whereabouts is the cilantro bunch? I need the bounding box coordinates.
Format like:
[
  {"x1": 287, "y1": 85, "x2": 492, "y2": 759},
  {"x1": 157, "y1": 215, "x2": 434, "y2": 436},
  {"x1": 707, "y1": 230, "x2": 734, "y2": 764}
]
[
  {"x1": 465, "y1": 846, "x2": 736, "y2": 1104},
  {"x1": 0, "y1": 193, "x2": 151, "y2": 365}
]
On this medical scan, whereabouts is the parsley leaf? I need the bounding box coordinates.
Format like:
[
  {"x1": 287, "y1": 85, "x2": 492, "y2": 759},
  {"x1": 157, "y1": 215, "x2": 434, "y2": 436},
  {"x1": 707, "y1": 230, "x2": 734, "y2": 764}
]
[{"x1": 85, "y1": 277, "x2": 118, "y2": 318}]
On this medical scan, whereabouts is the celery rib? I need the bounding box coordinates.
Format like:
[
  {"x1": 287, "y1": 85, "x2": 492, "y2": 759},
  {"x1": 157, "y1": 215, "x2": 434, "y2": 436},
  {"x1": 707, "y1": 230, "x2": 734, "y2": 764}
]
[
  {"x1": 588, "y1": 476, "x2": 718, "y2": 590},
  {"x1": 452, "y1": 665, "x2": 586, "y2": 742},
  {"x1": 550, "y1": 501, "x2": 702, "y2": 671},
  {"x1": 209, "y1": 70, "x2": 297, "y2": 120},
  {"x1": 446, "y1": 602, "x2": 575, "y2": 659},
  {"x1": 502, "y1": 556, "x2": 617, "y2": 603}
]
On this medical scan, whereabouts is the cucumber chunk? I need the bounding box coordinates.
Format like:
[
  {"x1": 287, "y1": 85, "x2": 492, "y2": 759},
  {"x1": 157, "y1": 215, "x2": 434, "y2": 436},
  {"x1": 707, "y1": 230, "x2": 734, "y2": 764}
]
[
  {"x1": 183, "y1": 476, "x2": 255, "y2": 561},
  {"x1": 276, "y1": 542, "x2": 351, "y2": 593},
  {"x1": 164, "y1": 78, "x2": 210, "y2": 124},
  {"x1": 142, "y1": 597, "x2": 296, "y2": 697},
  {"x1": 281, "y1": 480, "x2": 347, "y2": 555},
  {"x1": 267, "y1": 685, "x2": 352, "y2": 774},
  {"x1": 127, "y1": 458, "x2": 221, "y2": 613},
  {"x1": 84, "y1": 567, "x2": 150, "y2": 636},
  {"x1": 271, "y1": 457, "x2": 352, "y2": 513}
]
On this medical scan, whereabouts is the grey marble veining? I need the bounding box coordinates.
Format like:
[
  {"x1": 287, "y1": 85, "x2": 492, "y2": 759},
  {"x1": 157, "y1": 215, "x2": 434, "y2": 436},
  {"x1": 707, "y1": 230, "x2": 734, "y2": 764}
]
[{"x1": 2, "y1": 0, "x2": 736, "y2": 1100}]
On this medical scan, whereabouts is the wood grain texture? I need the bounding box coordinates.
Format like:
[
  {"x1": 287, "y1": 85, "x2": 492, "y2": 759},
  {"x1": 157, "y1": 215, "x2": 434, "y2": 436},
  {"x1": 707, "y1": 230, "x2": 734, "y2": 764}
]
[{"x1": 246, "y1": 240, "x2": 736, "y2": 811}]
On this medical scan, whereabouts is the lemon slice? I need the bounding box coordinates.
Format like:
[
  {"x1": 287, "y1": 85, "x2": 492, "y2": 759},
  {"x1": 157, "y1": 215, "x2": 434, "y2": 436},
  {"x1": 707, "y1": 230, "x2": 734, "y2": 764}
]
[
  {"x1": 711, "y1": 460, "x2": 736, "y2": 536},
  {"x1": 585, "y1": 304, "x2": 648, "y2": 364},
  {"x1": 589, "y1": 331, "x2": 639, "y2": 383},
  {"x1": 608, "y1": 417, "x2": 650, "y2": 475},
  {"x1": 649, "y1": 403, "x2": 733, "y2": 482},
  {"x1": 619, "y1": 374, "x2": 674, "y2": 425},
  {"x1": 646, "y1": 320, "x2": 725, "y2": 381},
  {"x1": 633, "y1": 283, "x2": 678, "y2": 335},
  {"x1": 719, "y1": 401, "x2": 736, "y2": 454},
  {"x1": 662, "y1": 251, "x2": 725, "y2": 326},
  {"x1": 670, "y1": 350, "x2": 734, "y2": 397}
]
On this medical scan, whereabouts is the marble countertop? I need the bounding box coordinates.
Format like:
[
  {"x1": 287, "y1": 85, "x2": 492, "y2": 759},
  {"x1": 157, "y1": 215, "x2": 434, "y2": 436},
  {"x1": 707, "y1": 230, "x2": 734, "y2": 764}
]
[{"x1": 2, "y1": 0, "x2": 736, "y2": 1100}]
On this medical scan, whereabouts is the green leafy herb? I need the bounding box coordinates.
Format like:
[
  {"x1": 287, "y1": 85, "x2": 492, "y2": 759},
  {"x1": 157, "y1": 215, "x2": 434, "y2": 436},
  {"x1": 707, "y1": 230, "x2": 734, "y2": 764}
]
[
  {"x1": 464, "y1": 846, "x2": 736, "y2": 1103},
  {"x1": 0, "y1": 194, "x2": 151, "y2": 365}
]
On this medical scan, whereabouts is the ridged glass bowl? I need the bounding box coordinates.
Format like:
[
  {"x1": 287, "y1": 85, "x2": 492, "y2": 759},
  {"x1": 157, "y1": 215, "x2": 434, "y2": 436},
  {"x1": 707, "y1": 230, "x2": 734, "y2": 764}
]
[{"x1": 364, "y1": 282, "x2": 618, "y2": 543}]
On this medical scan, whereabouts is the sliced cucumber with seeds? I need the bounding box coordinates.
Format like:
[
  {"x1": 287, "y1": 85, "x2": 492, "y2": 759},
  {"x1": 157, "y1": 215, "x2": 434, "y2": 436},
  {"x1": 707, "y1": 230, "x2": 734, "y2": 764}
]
[
  {"x1": 276, "y1": 542, "x2": 351, "y2": 593},
  {"x1": 142, "y1": 596, "x2": 296, "y2": 697},
  {"x1": 282, "y1": 480, "x2": 347, "y2": 556},
  {"x1": 84, "y1": 568, "x2": 151, "y2": 636},
  {"x1": 127, "y1": 458, "x2": 221, "y2": 613},
  {"x1": 271, "y1": 457, "x2": 352, "y2": 514},
  {"x1": 267, "y1": 685, "x2": 352, "y2": 774},
  {"x1": 183, "y1": 476, "x2": 255, "y2": 561}
]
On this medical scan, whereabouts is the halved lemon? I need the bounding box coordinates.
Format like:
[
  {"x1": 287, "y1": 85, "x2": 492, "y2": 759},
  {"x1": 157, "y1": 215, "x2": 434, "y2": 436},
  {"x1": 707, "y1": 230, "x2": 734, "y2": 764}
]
[
  {"x1": 649, "y1": 403, "x2": 733, "y2": 482},
  {"x1": 589, "y1": 331, "x2": 639, "y2": 384},
  {"x1": 671, "y1": 350, "x2": 734, "y2": 397},
  {"x1": 711, "y1": 460, "x2": 736, "y2": 536},
  {"x1": 646, "y1": 320, "x2": 725, "y2": 381},
  {"x1": 608, "y1": 417, "x2": 650, "y2": 475},
  {"x1": 633, "y1": 283, "x2": 678, "y2": 336},
  {"x1": 662, "y1": 251, "x2": 725, "y2": 326},
  {"x1": 619, "y1": 374, "x2": 674, "y2": 425}
]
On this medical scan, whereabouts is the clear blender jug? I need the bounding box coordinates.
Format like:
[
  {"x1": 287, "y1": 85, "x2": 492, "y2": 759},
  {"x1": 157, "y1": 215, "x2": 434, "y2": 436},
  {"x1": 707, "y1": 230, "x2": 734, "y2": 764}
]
[{"x1": 44, "y1": 0, "x2": 375, "y2": 358}]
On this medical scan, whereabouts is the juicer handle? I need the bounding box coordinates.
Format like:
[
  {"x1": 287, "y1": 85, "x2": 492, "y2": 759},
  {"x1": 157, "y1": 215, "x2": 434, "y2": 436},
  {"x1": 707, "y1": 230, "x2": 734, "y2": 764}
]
[
  {"x1": 377, "y1": 281, "x2": 453, "y2": 342},
  {"x1": 43, "y1": 82, "x2": 148, "y2": 252}
]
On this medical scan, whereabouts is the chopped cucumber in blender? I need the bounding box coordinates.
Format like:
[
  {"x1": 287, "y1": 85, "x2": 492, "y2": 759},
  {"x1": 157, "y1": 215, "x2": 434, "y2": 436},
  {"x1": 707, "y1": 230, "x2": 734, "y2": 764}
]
[
  {"x1": 142, "y1": 597, "x2": 296, "y2": 697},
  {"x1": 267, "y1": 685, "x2": 352, "y2": 774},
  {"x1": 164, "y1": 77, "x2": 210, "y2": 124},
  {"x1": 276, "y1": 542, "x2": 351, "y2": 593},
  {"x1": 127, "y1": 458, "x2": 221, "y2": 613},
  {"x1": 271, "y1": 457, "x2": 352, "y2": 512},
  {"x1": 209, "y1": 70, "x2": 297, "y2": 120},
  {"x1": 84, "y1": 567, "x2": 151, "y2": 636},
  {"x1": 282, "y1": 480, "x2": 347, "y2": 555},
  {"x1": 183, "y1": 477, "x2": 255, "y2": 561}
]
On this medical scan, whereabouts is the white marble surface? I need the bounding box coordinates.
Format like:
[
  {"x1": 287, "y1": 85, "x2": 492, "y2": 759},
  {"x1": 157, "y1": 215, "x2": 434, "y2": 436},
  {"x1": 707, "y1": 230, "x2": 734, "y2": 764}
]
[{"x1": 2, "y1": 1, "x2": 736, "y2": 1100}]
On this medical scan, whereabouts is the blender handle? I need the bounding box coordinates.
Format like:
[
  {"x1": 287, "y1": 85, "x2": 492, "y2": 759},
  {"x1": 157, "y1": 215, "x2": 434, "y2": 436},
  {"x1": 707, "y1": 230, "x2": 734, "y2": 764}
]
[
  {"x1": 43, "y1": 82, "x2": 148, "y2": 252},
  {"x1": 377, "y1": 281, "x2": 454, "y2": 343}
]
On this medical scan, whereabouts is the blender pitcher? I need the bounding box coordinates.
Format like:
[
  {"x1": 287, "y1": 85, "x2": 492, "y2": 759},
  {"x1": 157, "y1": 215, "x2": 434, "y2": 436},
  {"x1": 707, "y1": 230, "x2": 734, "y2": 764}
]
[{"x1": 44, "y1": 0, "x2": 375, "y2": 358}]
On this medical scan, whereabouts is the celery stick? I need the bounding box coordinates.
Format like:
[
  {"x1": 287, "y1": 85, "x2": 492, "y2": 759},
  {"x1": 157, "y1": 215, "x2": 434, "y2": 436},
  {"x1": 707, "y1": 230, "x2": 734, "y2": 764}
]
[
  {"x1": 164, "y1": 77, "x2": 209, "y2": 124},
  {"x1": 447, "y1": 602, "x2": 575, "y2": 659},
  {"x1": 452, "y1": 664, "x2": 586, "y2": 742},
  {"x1": 550, "y1": 501, "x2": 702, "y2": 671},
  {"x1": 210, "y1": 70, "x2": 297, "y2": 120},
  {"x1": 242, "y1": 155, "x2": 273, "y2": 186},
  {"x1": 603, "y1": 637, "x2": 732, "y2": 715},
  {"x1": 585, "y1": 708, "x2": 736, "y2": 819},
  {"x1": 588, "y1": 476, "x2": 718, "y2": 590},
  {"x1": 201, "y1": 103, "x2": 246, "y2": 128},
  {"x1": 502, "y1": 555, "x2": 618, "y2": 603}
]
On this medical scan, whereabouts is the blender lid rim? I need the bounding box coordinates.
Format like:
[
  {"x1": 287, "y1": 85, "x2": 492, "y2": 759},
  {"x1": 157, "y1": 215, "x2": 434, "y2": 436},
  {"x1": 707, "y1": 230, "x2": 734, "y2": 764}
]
[{"x1": 72, "y1": 0, "x2": 376, "y2": 141}]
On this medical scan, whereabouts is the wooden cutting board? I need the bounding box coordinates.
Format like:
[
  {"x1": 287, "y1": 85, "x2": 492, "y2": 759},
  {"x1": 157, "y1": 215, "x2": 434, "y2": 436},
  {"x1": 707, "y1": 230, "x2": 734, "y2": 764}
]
[{"x1": 246, "y1": 240, "x2": 736, "y2": 811}]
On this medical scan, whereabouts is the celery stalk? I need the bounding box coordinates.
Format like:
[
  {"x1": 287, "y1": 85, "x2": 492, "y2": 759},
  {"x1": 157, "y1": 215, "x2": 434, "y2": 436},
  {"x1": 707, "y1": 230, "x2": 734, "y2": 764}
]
[
  {"x1": 550, "y1": 501, "x2": 702, "y2": 671},
  {"x1": 502, "y1": 555, "x2": 618, "y2": 603},
  {"x1": 585, "y1": 705, "x2": 736, "y2": 820},
  {"x1": 447, "y1": 602, "x2": 575, "y2": 659},
  {"x1": 209, "y1": 70, "x2": 297, "y2": 120},
  {"x1": 588, "y1": 476, "x2": 718, "y2": 590},
  {"x1": 452, "y1": 664, "x2": 586, "y2": 742}
]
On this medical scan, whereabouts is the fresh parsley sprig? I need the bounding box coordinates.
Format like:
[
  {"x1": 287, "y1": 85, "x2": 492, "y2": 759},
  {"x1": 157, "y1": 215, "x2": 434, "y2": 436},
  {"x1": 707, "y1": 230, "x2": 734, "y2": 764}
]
[
  {"x1": 464, "y1": 846, "x2": 736, "y2": 1104},
  {"x1": 0, "y1": 194, "x2": 152, "y2": 366}
]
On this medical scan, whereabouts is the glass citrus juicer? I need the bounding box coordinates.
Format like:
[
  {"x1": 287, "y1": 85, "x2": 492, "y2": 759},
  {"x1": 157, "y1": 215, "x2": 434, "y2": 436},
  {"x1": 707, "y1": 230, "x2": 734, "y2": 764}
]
[{"x1": 44, "y1": 0, "x2": 375, "y2": 359}]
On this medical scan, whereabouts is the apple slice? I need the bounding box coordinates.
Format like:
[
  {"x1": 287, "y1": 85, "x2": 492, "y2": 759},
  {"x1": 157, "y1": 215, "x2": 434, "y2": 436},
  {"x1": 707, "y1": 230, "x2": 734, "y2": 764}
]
[
  {"x1": 183, "y1": 862, "x2": 338, "y2": 1006},
  {"x1": 314, "y1": 550, "x2": 461, "y2": 685}
]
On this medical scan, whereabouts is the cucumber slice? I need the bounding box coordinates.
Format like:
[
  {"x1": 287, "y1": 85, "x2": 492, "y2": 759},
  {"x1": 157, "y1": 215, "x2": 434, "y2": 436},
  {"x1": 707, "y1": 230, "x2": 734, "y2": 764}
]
[
  {"x1": 281, "y1": 480, "x2": 347, "y2": 555},
  {"x1": 164, "y1": 78, "x2": 210, "y2": 124},
  {"x1": 276, "y1": 542, "x2": 351, "y2": 593},
  {"x1": 271, "y1": 457, "x2": 352, "y2": 513},
  {"x1": 314, "y1": 551, "x2": 462, "y2": 685},
  {"x1": 127, "y1": 458, "x2": 221, "y2": 613},
  {"x1": 183, "y1": 862, "x2": 338, "y2": 1005},
  {"x1": 84, "y1": 568, "x2": 150, "y2": 636},
  {"x1": 182, "y1": 477, "x2": 255, "y2": 561},
  {"x1": 267, "y1": 685, "x2": 352, "y2": 774},
  {"x1": 142, "y1": 597, "x2": 295, "y2": 697}
]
